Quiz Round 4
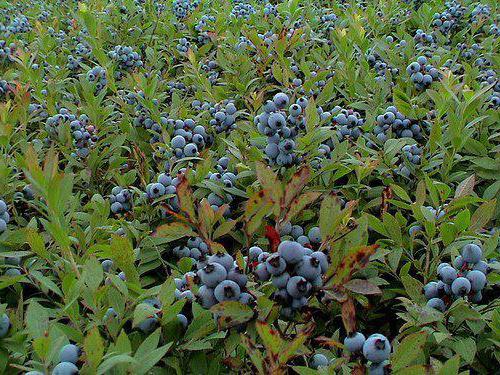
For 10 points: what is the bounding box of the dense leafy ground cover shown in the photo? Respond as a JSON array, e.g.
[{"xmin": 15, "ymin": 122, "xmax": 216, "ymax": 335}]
[{"xmin": 0, "ymin": 0, "xmax": 499, "ymax": 373}]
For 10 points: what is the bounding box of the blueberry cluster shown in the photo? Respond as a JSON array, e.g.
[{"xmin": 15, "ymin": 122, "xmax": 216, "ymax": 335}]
[
  {"xmin": 477, "ymin": 67, "xmax": 499, "ymax": 109},
  {"xmin": 206, "ymin": 189, "xmax": 233, "ymax": 216},
  {"xmin": 176, "ymin": 37, "xmax": 191, "ymax": 53},
  {"xmin": 200, "ymin": 59, "xmax": 219, "ymax": 83},
  {"xmin": 0, "ymin": 199, "xmax": 9, "ymax": 233},
  {"xmin": 457, "ymin": 43, "xmax": 480, "ymax": 59},
  {"xmin": 280, "ymin": 223, "xmax": 324, "ymax": 247},
  {"xmin": 194, "ymin": 14, "xmax": 215, "ymax": 44},
  {"xmin": 235, "ymin": 35, "xmax": 254, "ymax": 50},
  {"xmin": 372, "ymin": 106, "xmax": 423, "ymax": 144},
  {"xmin": 169, "ymin": 118, "xmax": 210, "ymax": 159},
  {"xmin": 51, "ymin": 344, "xmax": 81, "ymax": 375},
  {"xmin": 66, "ymin": 54, "xmax": 81, "ymax": 71},
  {"xmin": 230, "ymin": 1, "xmax": 256, "ymax": 20},
  {"xmin": 413, "ymin": 29, "xmax": 436, "ymax": 49},
  {"xmin": 0, "ymin": 79, "xmax": 12, "ymax": 100},
  {"xmin": 129, "ymin": 92, "xmax": 168, "ymax": 143},
  {"xmin": 344, "ymin": 332, "xmax": 391, "ymax": 374},
  {"xmin": 394, "ymin": 144, "xmax": 423, "ymax": 178},
  {"xmin": 431, "ymin": 1, "xmax": 466, "ymax": 34},
  {"xmin": 109, "ymin": 186, "xmax": 133, "ymax": 214},
  {"xmin": 69, "ymin": 114, "xmax": 98, "ymax": 158},
  {"xmin": 107, "ymin": 45, "xmax": 143, "ymax": 79},
  {"xmin": 255, "ymin": 93, "xmax": 306, "ymax": 166},
  {"xmin": 28, "ymin": 103, "xmax": 48, "ymax": 120},
  {"xmin": 406, "ymin": 56, "xmax": 441, "ymax": 90},
  {"xmin": 86, "ymin": 66, "xmax": 107, "ymax": 93},
  {"xmin": 424, "ymin": 243, "xmax": 492, "ymax": 312},
  {"xmin": 174, "ymin": 252, "xmax": 254, "ymax": 309},
  {"xmin": 471, "ymin": 4, "xmax": 492, "ymax": 24},
  {"xmin": 144, "ymin": 172, "xmax": 181, "ymax": 215},
  {"xmin": 367, "ymin": 50, "xmax": 398, "ymax": 82},
  {"xmin": 0, "ymin": 40, "xmax": 15, "ymax": 63},
  {"xmin": 173, "ymin": 236, "xmax": 209, "ymax": 262},
  {"xmin": 320, "ymin": 12, "xmax": 338, "ymax": 32},
  {"xmin": 332, "ymin": 107, "xmax": 364, "ymax": 142},
  {"xmin": 3, "ymin": 15, "xmax": 30, "ymax": 35},
  {"xmin": 209, "ymin": 100, "xmax": 238, "ymax": 133},
  {"xmin": 263, "ymin": 2, "xmax": 278, "ymax": 17},
  {"xmin": 251, "ymin": 240, "xmax": 328, "ymax": 317},
  {"xmin": 45, "ymin": 110, "xmax": 97, "ymax": 157},
  {"xmin": 172, "ymin": 0, "xmax": 200, "ymax": 20}
]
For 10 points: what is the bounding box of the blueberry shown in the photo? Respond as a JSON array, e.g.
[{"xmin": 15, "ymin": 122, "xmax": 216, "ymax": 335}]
[
  {"xmin": 466, "ymin": 270, "xmax": 486, "ymax": 292},
  {"xmin": 254, "ymin": 262, "xmax": 270, "ymax": 281},
  {"xmin": 265, "ymin": 253, "xmax": 287, "ymax": 275},
  {"xmin": 423, "ymin": 281, "xmax": 440, "ymax": 300},
  {"xmin": 344, "ymin": 332, "xmax": 366, "ymax": 352},
  {"xmin": 453, "ymin": 256, "xmax": 464, "ymax": 269},
  {"xmin": 295, "ymin": 255, "xmax": 322, "ymax": 281},
  {"xmin": 368, "ymin": 360, "xmax": 389, "ymax": 375},
  {"xmin": 362, "ymin": 335, "xmax": 391, "ymax": 363},
  {"xmin": 52, "ymin": 362, "xmax": 79, "ymax": 375},
  {"xmin": 272, "ymin": 272, "xmax": 290, "ymax": 289},
  {"xmin": 239, "ymin": 292, "xmax": 255, "ymax": 305},
  {"xmin": 451, "ymin": 277, "xmax": 471, "ymax": 296},
  {"xmin": 248, "ymin": 246, "xmax": 263, "ymax": 262},
  {"xmin": 227, "ymin": 267, "xmax": 248, "ymax": 288},
  {"xmin": 278, "ymin": 240, "xmax": 306, "ymax": 264},
  {"xmin": 177, "ymin": 314, "xmax": 188, "ymax": 328},
  {"xmin": 214, "ymin": 280, "xmax": 241, "ymax": 302},
  {"xmin": 0, "ymin": 313, "xmax": 10, "ymax": 338},
  {"xmin": 307, "ymin": 226, "xmax": 321, "ymax": 243},
  {"xmin": 59, "ymin": 344, "xmax": 80, "ymax": 364},
  {"xmin": 198, "ymin": 263, "xmax": 227, "ymax": 287},
  {"xmin": 273, "ymin": 92, "xmax": 290, "ymax": 109},
  {"xmin": 104, "ymin": 307, "xmax": 118, "ymax": 320},
  {"xmin": 286, "ymin": 276, "xmax": 311, "ymax": 298},
  {"xmin": 438, "ymin": 266, "xmax": 457, "ymax": 284},
  {"xmin": 461, "ymin": 244, "xmax": 482, "ymax": 264},
  {"xmin": 310, "ymin": 353, "xmax": 329, "ymax": 369},
  {"xmin": 469, "ymin": 291, "xmax": 482, "ymax": 303},
  {"xmin": 198, "ymin": 285, "xmax": 217, "ymax": 308},
  {"xmin": 208, "ymin": 252, "xmax": 234, "ymax": 272},
  {"xmin": 310, "ymin": 251, "xmax": 328, "ymax": 273},
  {"xmin": 137, "ymin": 316, "xmax": 158, "ymax": 333},
  {"xmin": 472, "ymin": 261, "xmax": 489, "ymax": 274}
]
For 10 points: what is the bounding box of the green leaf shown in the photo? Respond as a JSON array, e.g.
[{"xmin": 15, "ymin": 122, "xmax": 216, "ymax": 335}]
[
  {"xmin": 470, "ymin": 199, "xmax": 496, "ymax": 231},
  {"xmin": 391, "ymin": 332, "xmax": 427, "ymax": 371},
  {"xmin": 451, "ymin": 337, "xmax": 476, "ymax": 364},
  {"xmin": 84, "ymin": 327, "xmax": 104, "ymax": 371},
  {"xmin": 210, "ymin": 301, "xmax": 254, "ymax": 329},
  {"xmin": 97, "ymin": 354, "xmax": 137, "ymax": 374},
  {"xmin": 438, "ymin": 355, "xmax": 460, "ymax": 375},
  {"xmin": 109, "ymin": 235, "xmax": 139, "ymax": 285}
]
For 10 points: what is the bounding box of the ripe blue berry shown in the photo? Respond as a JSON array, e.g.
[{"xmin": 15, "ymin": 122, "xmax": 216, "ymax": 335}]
[
  {"xmin": 214, "ymin": 280, "xmax": 241, "ymax": 302},
  {"xmin": 278, "ymin": 240, "xmax": 306, "ymax": 264},
  {"xmin": 344, "ymin": 332, "xmax": 366, "ymax": 352},
  {"xmin": 466, "ymin": 270, "xmax": 486, "ymax": 292},
  {"xmin": 310, "ymin": 353, "xmax": 329, "ymax": 369},
  {"xmin": 286, "ymin": 276, "xmax": 311, "ymax": 298},
  {"xmin": 362, "ymin": 335, "xmax": 391, "ymax": 363},
  {"xmin": 461, "ymin": 244, "xmax": 482, "ymax": 264},
  {"xmin": 198, "ymin": 263, "xmax": 227, "ymax": 287},
  {"xmin": 52, "ymin": 362, "xmax": 79, "ymax": 375},
  {"xmin": 451, "ymin": 277, "xmax": 471, "ymax": 296},
  {"xmin": 0, "ymin": 313, "xmax": 10, "ymax": 338},
  {"xmin": 59, "ymin": 344, "xmax": 80, "ymax": 364}
]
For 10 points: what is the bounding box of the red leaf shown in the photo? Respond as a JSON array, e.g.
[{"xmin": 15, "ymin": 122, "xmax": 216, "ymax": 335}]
[{"xmin": 265, "ymin": 225, "xmax": 281, "ymax": 252}]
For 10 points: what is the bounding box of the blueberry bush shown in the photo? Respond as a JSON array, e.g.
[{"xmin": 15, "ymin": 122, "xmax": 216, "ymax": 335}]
[{"xmin": 0, "ymin": 0, "xmax": 499, "ymax": 374}]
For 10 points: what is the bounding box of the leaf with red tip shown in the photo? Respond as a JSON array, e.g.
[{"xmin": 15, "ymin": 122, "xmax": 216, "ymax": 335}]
[
  {"xmin": 265, "ymin": 225, "xmax": 281, "ymax": 252},
  {"xmin": 341, "ymin": 297, "xmax": 357, "ymax": 334}
]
